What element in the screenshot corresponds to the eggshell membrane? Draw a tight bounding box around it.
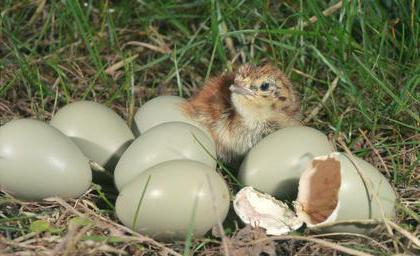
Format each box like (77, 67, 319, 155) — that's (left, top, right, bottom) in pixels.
(115, 160, 230, 241)
(133, 96, 209, 137)
(50, 101, 134, 170)
(296, 152, 397, 234)
(114, 122, 216, 190)
(238, 126, 334, 200)
(0, 119, 92, 200)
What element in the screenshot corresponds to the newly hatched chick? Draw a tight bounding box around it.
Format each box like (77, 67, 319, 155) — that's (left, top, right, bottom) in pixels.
(182, 64, 301, 166)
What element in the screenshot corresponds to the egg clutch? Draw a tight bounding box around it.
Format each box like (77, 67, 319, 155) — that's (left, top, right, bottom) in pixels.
(0, 97, 397, 240)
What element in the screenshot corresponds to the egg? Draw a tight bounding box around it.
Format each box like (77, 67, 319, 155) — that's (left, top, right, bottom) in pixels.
(295, 152, 397, 234)
(133, 96, 208, 136)
(0, 119, 92, 200)
(114, 122, 216, 190)
(115, 160, 230, 241)
(238, 126, 334, 200)
(50, 101, 134, 170)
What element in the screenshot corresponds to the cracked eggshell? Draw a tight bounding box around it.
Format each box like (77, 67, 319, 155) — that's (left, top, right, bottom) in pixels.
(238, 126, 334, 200)
(114, 122, 216, 190)
(50, 101, 134, 170)
(0, 119, 92, 200)
(296, 152, 397, 234)
(133, 96, 208, 136)
(115, 160, 230, 241)
(233, 187, 303, 235)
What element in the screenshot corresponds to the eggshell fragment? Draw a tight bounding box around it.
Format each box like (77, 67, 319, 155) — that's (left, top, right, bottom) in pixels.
(0, 119, 92, 200)
(133, 96, 208, 136)
(115, 160, 230, 241)
(233, 187, 303, 235)
(114, 122, 216, 190)
(238, 126, 334, 200)
(50, 101, 134, 170)
(295, 152, 397, 234)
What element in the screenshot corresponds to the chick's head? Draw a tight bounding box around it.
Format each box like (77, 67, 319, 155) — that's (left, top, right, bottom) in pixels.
(230, 64, 300, 120)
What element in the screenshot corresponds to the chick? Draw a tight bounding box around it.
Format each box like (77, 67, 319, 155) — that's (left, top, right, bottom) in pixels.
(182, 64, 301, 166)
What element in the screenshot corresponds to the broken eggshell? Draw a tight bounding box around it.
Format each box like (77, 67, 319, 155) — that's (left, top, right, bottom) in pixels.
(295, 152, 397, 234)
(114, 122, 216, 190)
(115, 160, 230, 241)
(0, 119, 92, 200)
(50, 101, 134, 170)
(238, 126, 334, 200)
(233, 186, 303, 235)
(133, 96, 208, 137)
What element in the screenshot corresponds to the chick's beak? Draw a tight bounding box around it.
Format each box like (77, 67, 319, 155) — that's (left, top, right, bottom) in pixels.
(229, 84, 254, 96)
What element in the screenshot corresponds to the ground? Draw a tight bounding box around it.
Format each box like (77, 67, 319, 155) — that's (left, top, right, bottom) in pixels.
(0, 0, 419, 255)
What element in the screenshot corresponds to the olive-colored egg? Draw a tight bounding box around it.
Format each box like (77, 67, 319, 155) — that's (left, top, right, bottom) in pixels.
(296, 152, 397, 234)
(133, 96, 207, 136)
(50, 101, 134, 170)
(114, 122, 216, 190)
(238, 126, 334, 200)
(115, 160, 230, 241)
(0, 119, 92, 200)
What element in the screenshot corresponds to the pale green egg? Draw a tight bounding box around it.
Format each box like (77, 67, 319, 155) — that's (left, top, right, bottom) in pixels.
(114, 122, 216, 191)
(50, 101, 134, 170)
(238, 126, 334, 200)
(0, 119, 92, 200)
(133, 96, 208, 137)
(115, 160, 230, 241)
(296, 152, 397, 234)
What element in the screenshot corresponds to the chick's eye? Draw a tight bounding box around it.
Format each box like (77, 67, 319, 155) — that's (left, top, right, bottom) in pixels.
(260, 82, 270, 91)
